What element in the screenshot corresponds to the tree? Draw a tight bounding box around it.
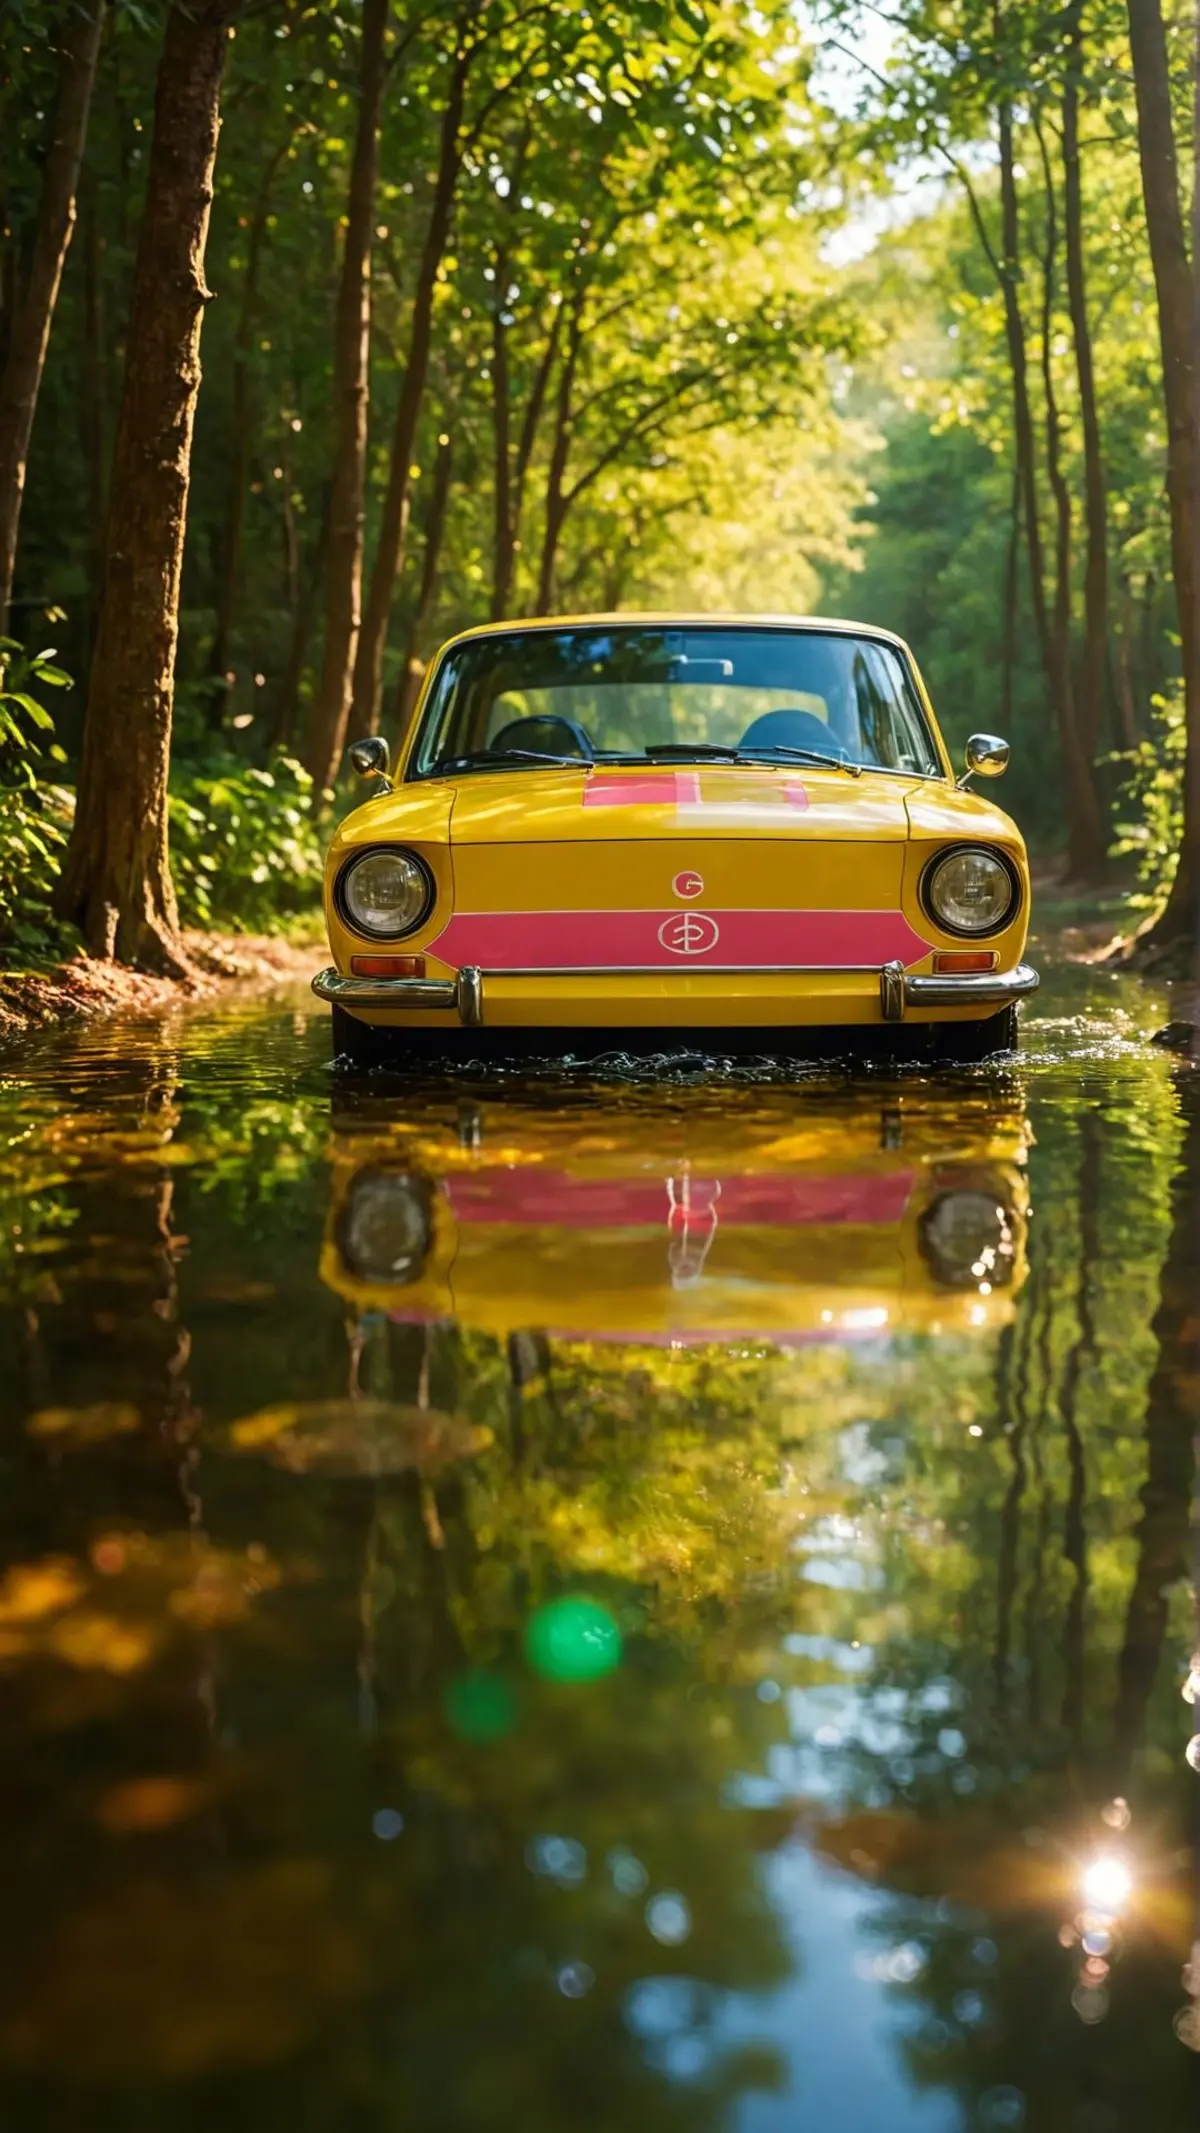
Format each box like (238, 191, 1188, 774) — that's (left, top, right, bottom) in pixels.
(819, 0, 1119, 874)
(0, 0, 105, 632)
(1123, 0, 1200, 963)
(55, 0, 237, 971)
(1061, 0, 1108, 767)
(304, 0, 390, 792)
(350, 23, 469, 740)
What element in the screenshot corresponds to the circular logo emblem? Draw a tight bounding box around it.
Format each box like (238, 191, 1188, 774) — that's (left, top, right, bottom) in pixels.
(658, 911, 720, 956)
(672, 869, 704, 900)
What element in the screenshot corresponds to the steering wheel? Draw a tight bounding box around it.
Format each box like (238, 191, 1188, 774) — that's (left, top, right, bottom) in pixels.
(738, 708, 846, 757)
(490, 713, 595, 760)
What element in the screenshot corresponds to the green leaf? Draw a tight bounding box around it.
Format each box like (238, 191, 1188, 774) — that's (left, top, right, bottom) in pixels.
(11, 693, 54, 730)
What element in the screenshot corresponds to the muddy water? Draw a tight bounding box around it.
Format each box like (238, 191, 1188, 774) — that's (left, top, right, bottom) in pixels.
(0, 964, 1195, 2132)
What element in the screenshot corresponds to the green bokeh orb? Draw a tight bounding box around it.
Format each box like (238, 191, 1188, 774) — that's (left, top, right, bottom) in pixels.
(444, 1668, 516, 1743)
(524, 1596, 622, 1683)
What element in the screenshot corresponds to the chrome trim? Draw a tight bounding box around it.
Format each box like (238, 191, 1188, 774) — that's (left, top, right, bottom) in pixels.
(479, 963, 879, 976)
(314, 966, 457, 1011)
(956, 731, 1010, 789)
(458, 965, 484, 1027)
(347, 735, 393, 794)
(313, 959, 1040, 1027)
(903, 962, 1039, 1008)
(880, 960, 905, 1023)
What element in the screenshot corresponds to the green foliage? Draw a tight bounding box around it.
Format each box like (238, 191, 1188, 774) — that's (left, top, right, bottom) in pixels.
(0, 639, 76, 965)
(1110, 681, 1185, 909)
(167, 750, 322, 931)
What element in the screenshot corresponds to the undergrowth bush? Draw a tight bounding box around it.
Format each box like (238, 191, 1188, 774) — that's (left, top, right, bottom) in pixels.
(1110, 683, 1184, 912)
(0, 638, 76, 967)
(168, 750, 323, 931)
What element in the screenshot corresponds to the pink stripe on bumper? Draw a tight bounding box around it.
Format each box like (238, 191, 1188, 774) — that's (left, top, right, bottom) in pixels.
(428, 907, 930, 970)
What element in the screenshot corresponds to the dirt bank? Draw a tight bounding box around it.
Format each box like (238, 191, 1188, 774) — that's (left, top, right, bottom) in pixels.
(0, 931, 324, 1045)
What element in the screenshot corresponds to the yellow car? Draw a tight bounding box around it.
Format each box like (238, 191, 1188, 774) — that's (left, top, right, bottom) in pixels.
(313, 616, 1038, 1061)
(320, 1091, 1030, 1346)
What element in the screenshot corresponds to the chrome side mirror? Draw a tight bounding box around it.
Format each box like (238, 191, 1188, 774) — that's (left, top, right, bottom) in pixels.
(348, 735, 393, 794)
(957, 733, 1010, 789)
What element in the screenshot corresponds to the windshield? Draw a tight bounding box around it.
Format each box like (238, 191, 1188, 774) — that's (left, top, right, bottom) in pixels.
(410, 625, 942, 779)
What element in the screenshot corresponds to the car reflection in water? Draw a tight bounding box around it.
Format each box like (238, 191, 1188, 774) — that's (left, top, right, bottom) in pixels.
(321, 1087, 1030, 1353)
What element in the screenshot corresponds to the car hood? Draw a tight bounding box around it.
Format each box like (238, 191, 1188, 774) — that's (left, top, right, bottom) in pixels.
(904, 782, 1024, 851)
(444, 764, 923, 843)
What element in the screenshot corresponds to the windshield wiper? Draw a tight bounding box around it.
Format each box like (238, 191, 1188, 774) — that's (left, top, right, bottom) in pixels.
(642, 740, 861, 777)
(736, 745, 862, 778)
(436, 747, 588, 773)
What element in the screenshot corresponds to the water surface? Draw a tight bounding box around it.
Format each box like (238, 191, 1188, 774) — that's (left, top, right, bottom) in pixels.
(0, 963, 1196, 2131)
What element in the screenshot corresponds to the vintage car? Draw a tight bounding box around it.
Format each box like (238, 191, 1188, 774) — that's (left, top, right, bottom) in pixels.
(319, 1088, 1030, 1349)
(313, 616, 1038, 1061)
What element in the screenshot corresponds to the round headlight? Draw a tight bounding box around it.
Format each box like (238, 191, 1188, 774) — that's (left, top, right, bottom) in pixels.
(918, 1189, 1015, 1290)
(922, 845, 1017, 936)
(337, 846, 433, 938)
(340, 1170, 431, 1284)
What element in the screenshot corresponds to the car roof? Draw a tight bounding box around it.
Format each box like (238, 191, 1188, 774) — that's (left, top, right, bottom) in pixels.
(438, 612, 914, 654)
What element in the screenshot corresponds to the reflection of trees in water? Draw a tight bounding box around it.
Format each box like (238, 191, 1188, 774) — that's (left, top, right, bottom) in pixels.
(0, 1295, 801, 2121)
(811, 1077, 1198, 2128)
(1114, 1072, 1199, 1776)
(1, 1047, 1195, 2124)
(1059, 1115, 1101, 1747)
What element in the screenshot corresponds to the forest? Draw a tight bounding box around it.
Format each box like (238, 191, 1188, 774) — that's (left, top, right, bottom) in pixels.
(0, 0, 1198, 978)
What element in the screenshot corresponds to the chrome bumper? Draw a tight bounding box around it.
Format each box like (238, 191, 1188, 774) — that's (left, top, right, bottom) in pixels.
(312, 964, 484, 1027)
(315, 959, 1038, 1031)
(879, 959, 1040, 1022)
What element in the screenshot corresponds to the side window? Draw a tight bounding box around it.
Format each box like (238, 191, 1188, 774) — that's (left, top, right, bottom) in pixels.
(852, 646, 934, 770)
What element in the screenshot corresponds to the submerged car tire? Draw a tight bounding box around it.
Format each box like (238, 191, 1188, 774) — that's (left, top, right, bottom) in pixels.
(331, 1003, 393, 1067)
(929, 1004, 1019, 1064)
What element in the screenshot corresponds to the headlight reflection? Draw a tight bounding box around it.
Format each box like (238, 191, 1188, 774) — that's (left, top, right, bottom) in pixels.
(340, 1169, 432, 1285)
(918, 1188, 1015, 1291)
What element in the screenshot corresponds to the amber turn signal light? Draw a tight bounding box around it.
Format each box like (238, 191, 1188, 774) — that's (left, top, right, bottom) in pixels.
(350, 954, 427, 978)
(932, 950, 998, 973)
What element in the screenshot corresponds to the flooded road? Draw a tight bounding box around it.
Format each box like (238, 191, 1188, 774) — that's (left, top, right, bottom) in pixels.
(0, 963, 1196, 2131)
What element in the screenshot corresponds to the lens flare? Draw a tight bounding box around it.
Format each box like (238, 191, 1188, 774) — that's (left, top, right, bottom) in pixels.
(1080, 1855, 1132, 1914)
(525, 1596, 622, 1683)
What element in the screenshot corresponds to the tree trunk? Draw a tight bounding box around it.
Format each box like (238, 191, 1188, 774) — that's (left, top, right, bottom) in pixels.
(54, 1, 233, 973)
(1124, 0, 1200, 963)
(490, 249, 515, 622)
(274, 488, 329, 749)
(350, 46, 467, 740)
(535, 311, 584, 615)
(1062, 4, 1110, 763)
(78, 164, 107, 658)
(1114, 571, 1140, 747)
(1001, 462, 1019, 729)
(304, 0, 389, 791)
(395, 429, 453, 736)
(1035, 121, 1107, 878)
(996, 102, 1051, 679)
(0, 0, 105, 631)
(997, 101, 1103, 876)
(208, 134, 290, 712)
